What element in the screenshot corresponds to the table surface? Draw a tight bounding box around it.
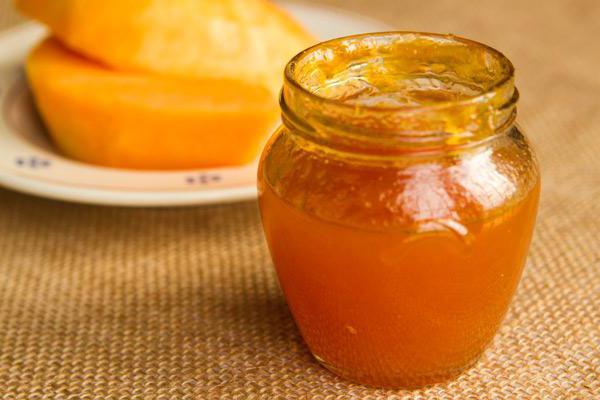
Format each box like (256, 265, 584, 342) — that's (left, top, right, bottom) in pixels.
(1, 0, 599, 398)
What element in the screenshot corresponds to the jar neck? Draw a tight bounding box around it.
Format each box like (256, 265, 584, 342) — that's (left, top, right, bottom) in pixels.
(281, 32, 518, 157)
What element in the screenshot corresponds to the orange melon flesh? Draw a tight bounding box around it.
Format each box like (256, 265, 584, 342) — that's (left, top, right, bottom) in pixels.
(26, 37, 280, 170)
(16, 0, 316, 95)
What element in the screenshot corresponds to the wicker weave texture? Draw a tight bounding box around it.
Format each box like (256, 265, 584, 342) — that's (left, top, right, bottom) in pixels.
(0, 0, 598, 398)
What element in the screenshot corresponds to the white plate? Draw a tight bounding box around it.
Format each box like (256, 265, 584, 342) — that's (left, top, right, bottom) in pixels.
(0, 2, 390, 207)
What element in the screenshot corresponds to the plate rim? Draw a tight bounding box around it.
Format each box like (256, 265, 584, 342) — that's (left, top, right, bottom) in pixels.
(0, 169, 258, 206)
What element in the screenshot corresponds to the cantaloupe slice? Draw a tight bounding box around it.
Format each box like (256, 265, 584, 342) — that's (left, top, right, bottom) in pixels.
(16, 0, 316, 95)
(26, 37, 280, 170)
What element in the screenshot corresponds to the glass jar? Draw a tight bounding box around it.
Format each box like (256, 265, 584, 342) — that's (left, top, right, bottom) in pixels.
(258, 32, 540, 389)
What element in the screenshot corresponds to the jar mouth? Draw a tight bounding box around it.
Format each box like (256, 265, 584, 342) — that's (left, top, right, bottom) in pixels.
(284, 31, 515, 113)
(282, 32, 518, 154)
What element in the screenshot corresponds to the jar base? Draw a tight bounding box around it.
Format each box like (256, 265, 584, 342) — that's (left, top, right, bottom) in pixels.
(313, 353, 482, 389)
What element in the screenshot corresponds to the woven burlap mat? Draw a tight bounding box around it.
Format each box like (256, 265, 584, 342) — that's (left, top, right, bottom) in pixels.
(1, 0, 598, 398)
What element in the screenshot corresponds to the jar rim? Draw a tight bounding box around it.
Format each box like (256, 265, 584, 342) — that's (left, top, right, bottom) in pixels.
(284, 31, 515, 114)
(281, 32, 518, 155)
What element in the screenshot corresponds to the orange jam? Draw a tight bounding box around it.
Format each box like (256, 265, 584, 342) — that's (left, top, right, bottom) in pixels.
(258, 32, 540, 388)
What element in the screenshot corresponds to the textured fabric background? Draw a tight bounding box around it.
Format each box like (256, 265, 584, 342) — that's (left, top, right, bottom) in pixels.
(0, 0, 598, 398)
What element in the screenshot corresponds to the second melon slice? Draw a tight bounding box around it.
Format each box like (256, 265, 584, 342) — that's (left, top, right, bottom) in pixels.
(26, 38, 280, 170)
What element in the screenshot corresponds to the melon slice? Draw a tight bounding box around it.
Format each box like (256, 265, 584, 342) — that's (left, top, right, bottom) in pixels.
(26, 37, 280, 170)
(16, 0, 316, 95)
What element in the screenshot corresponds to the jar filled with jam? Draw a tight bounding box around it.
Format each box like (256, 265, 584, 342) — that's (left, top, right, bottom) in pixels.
(258, 32, 540, 388)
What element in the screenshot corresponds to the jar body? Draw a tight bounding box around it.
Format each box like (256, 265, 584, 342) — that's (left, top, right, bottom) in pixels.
(258, 123, 540, 388)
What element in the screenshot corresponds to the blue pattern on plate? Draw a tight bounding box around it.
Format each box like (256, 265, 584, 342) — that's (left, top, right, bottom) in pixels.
(15, 156, 51, 169)
(185, 174, 221, 185)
